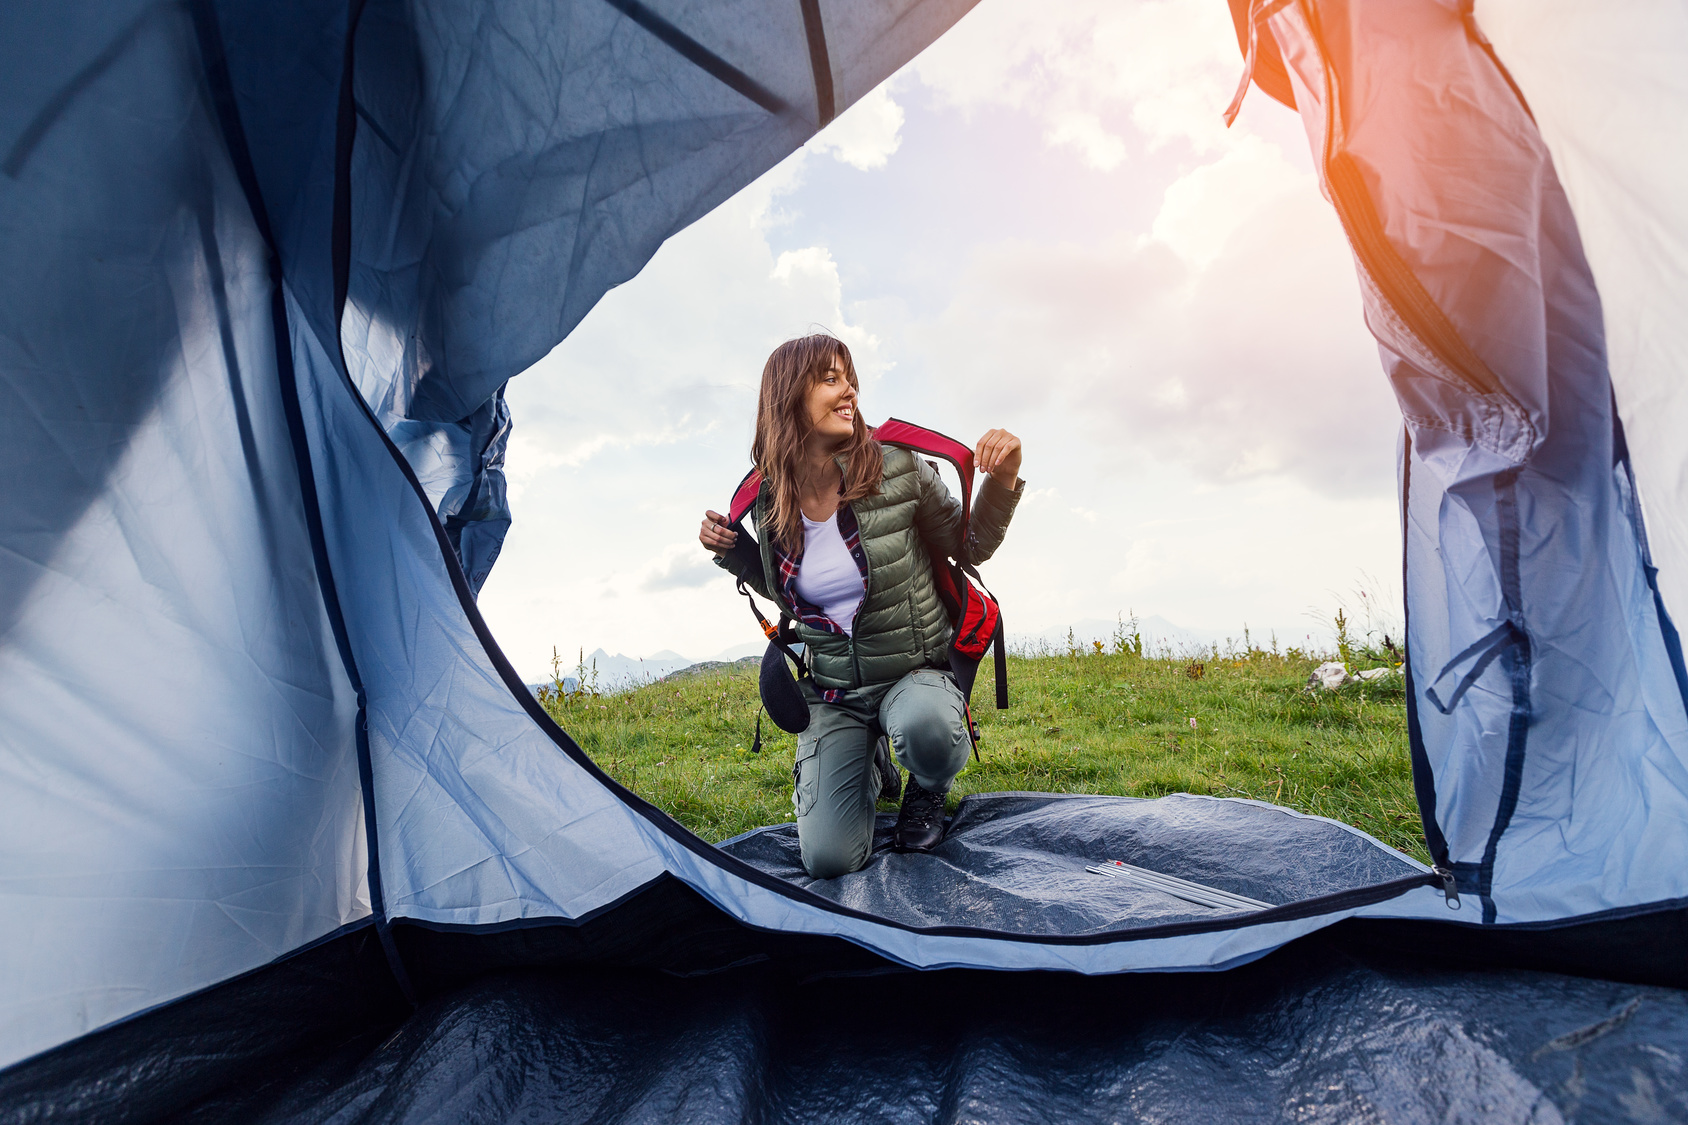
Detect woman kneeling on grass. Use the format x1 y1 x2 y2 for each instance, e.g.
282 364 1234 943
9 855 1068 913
698 334 1023 878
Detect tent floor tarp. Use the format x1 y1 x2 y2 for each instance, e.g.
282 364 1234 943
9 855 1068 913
7 794 1687 1123
7 927 1686 1124
718 792 1427 934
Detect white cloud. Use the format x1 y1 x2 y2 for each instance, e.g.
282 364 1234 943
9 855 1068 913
771 245 834 284
913 0 1242 157
639 544 729 592
908 156 1393 496
1150 134 1309 270
1045 111 1128 171
504 421 698 496
805 85 905 171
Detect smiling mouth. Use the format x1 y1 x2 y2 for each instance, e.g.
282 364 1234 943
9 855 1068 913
833 406 853 420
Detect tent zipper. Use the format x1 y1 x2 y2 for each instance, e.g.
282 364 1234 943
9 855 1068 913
1432 865 1462 909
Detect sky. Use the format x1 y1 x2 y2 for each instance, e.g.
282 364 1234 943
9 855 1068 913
476 0 1407 682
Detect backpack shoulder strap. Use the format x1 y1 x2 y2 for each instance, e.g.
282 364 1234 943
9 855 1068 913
873 418 976 528
728 467 762 527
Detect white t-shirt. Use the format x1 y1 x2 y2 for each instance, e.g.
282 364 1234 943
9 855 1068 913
795 512 865 635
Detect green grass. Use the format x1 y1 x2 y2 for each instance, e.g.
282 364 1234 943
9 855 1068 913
539 650 1429 865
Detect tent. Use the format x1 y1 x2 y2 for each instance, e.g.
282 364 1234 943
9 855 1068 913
3 0 1688 1117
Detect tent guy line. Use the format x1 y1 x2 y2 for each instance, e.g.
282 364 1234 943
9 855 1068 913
1086 861 1273 913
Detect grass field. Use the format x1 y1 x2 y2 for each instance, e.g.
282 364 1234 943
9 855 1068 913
538 642 1430 865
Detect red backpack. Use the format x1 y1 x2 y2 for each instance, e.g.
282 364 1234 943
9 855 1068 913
726 419 1009 723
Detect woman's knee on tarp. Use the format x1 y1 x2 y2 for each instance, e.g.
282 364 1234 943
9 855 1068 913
880 668 972 793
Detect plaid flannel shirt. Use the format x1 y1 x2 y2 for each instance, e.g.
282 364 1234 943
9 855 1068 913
773 502 869 703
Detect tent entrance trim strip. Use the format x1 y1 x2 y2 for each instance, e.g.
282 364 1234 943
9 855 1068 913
392 882 1688 950
322 370 1458 946
393 870 1452 951
189 0 413 1003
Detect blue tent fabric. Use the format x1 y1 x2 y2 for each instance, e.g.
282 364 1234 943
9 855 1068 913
0 0 369 1067
6 0 1688 1109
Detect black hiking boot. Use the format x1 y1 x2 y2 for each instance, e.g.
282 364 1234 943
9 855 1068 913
892 775 948 853
873 735 902 802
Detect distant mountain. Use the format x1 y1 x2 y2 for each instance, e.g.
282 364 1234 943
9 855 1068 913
558 648 695 692
528 644 771 697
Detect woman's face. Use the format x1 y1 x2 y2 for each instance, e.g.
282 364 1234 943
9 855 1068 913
804 354 857 445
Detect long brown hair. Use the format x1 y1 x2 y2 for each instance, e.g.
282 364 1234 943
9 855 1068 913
752 334 883 551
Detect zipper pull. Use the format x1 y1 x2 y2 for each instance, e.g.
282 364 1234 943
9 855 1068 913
1431 866 1461 910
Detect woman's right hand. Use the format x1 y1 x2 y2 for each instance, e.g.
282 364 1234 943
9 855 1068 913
699 510 738 556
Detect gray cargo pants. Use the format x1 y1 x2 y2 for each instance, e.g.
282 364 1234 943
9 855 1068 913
793 667 973 878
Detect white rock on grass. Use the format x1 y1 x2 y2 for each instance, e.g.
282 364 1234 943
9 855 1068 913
1308 662 1351 690
1306 662 1401 690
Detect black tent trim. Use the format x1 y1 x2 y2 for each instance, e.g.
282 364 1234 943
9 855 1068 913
399 870 1446 947
1472 470 1533 925
601 0 790 116
799 0 836 126
322 322 1459 947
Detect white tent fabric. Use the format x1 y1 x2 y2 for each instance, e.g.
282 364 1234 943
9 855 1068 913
1238 0 1688 926
1476 0 1688 636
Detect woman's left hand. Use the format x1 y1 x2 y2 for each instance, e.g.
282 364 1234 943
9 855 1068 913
975 428 1023 489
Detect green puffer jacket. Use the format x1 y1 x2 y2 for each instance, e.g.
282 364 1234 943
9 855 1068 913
716 444 1023 692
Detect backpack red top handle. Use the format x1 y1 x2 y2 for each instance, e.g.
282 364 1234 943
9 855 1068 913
726 419 976 528
873 418 976 528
